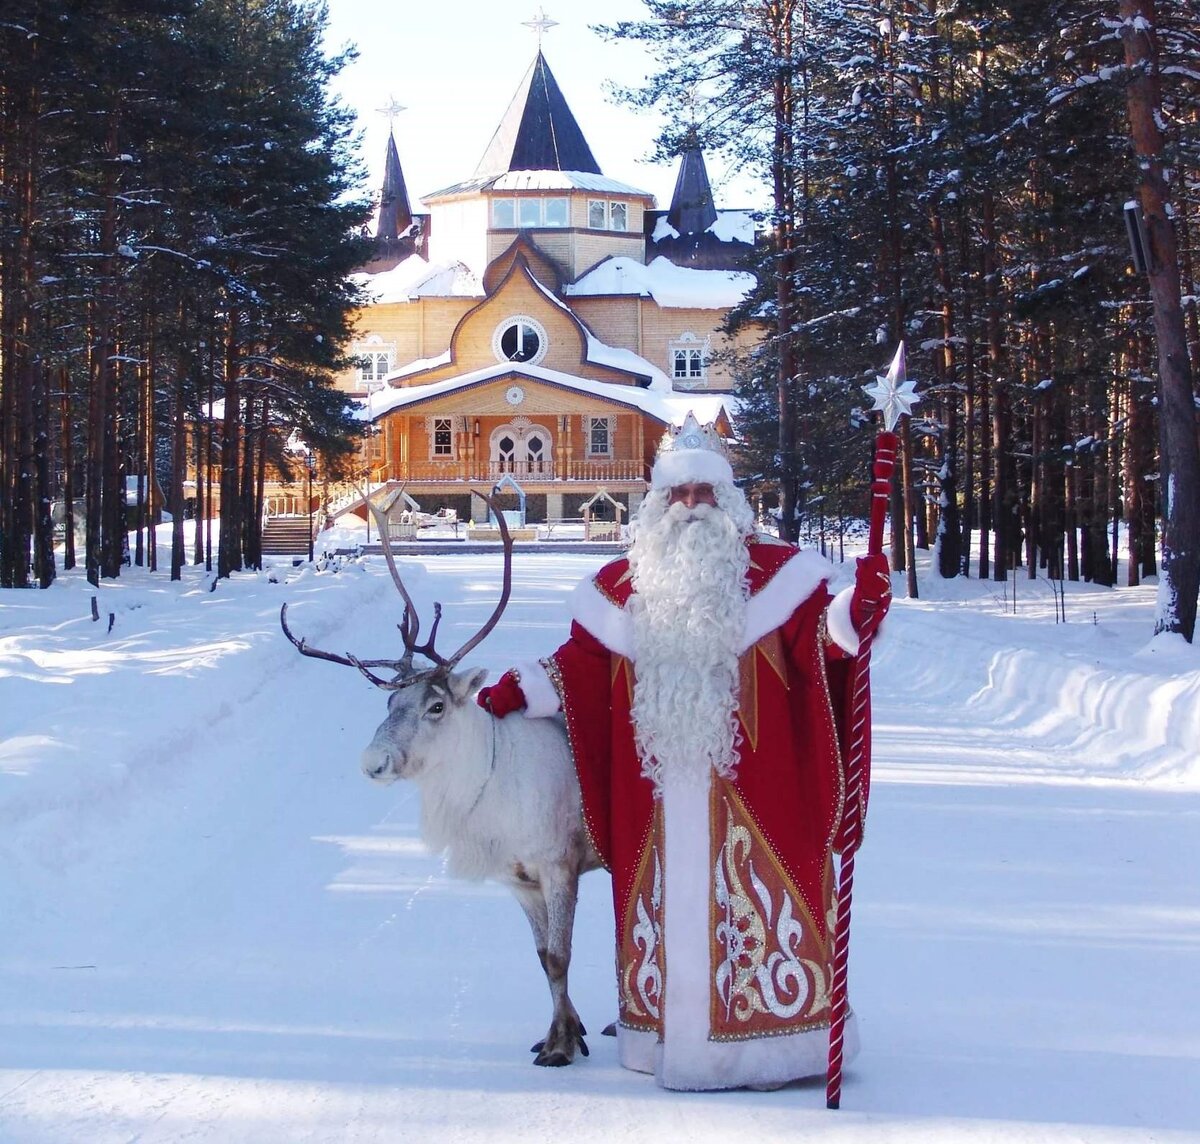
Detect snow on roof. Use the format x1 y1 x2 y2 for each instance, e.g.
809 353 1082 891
425 170 654 200
492 170 653 196
707 210 757 244
565 256 755 309
584 334 672 392
384 349 453 383
651 210 756 246
352 254 482 302
358 362 728 429
651 216 680 242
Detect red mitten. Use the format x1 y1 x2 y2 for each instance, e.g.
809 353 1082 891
476 669 526 718
849 553 892 640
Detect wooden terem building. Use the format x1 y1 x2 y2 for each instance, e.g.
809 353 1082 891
330 45 758 527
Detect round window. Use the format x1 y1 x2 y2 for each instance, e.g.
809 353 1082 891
492 316 548 366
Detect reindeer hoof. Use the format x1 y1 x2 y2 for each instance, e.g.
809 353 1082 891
531 1021 588 1066
534 1048 571 1067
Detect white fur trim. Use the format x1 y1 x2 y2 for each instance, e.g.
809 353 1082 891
570 547 835 661
568 574 634 658
644 766 856 1090
740 548 835 652
826 586 860 656
616 1026 657 1074
650 448 734 491
515 659 561 718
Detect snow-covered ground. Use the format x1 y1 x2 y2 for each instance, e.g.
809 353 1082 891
1 531 1198 1142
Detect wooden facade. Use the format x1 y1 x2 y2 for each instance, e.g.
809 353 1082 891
323 49 757 528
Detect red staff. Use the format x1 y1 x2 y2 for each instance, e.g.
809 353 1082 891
826 342 918 1110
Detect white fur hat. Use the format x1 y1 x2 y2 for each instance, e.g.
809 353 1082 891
649 411 734 490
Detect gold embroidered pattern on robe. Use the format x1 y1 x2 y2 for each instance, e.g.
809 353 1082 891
618 806 664 1033
709 782 832 1041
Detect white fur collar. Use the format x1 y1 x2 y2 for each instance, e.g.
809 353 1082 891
569 547 833 660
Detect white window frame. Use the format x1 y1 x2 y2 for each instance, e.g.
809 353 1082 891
492 314 548 366
491 197 516 228
426 416 460 461
586 200 631 232
517 197 542 228
669 334 710 387
354 336 395 391
494 196 569 229
583 414 614 458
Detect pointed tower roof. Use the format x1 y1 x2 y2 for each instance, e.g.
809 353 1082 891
475 51 602 177
666 144 718 236
377 131 413 240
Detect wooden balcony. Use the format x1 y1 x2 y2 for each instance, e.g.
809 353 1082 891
392 459 646 484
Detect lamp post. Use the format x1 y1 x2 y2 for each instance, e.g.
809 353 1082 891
306 453 315 563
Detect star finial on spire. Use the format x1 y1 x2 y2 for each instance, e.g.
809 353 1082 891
376 96 406 134
861 341 920 431
522 7 558 47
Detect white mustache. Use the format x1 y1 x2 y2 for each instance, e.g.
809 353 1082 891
666 501 715 524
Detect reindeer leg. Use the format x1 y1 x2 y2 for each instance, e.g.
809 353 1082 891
531 862 587 1067
507 881 554 1054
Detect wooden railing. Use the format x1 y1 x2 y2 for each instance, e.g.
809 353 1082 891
392 459 645 483
265 494 314 517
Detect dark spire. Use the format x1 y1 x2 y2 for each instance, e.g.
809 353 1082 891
377 131 413 241
475 51 602 177
666 144 718 236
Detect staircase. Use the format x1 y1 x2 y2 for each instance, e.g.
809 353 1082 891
261 515 312 559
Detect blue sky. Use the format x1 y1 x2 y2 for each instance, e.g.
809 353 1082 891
322 0 768 214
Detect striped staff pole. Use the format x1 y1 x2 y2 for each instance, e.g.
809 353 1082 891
826 343 916 1110
825 430 897 1109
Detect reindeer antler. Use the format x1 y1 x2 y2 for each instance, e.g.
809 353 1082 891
279 485 514 690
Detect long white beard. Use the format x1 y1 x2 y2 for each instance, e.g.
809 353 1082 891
628 498 750 792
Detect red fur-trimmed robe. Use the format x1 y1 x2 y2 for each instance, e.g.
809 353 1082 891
535 535 864 1090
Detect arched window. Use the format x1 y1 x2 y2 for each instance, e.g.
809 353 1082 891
496 433 516 472
489 420 554 476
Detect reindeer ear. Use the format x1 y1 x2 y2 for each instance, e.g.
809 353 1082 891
447 666 488 704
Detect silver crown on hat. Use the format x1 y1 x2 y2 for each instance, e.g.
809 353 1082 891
658 410 727 457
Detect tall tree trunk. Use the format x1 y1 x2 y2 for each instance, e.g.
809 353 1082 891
218 309 242 577
170 365 187 581
32 361 55 587
772 4 800 543
254 397 270 567
983 192 1011 580
1120 0 1200 640
134 350 147 567
240 391 259 569
87 110 122 586
61 370 77 570
931 197 961 578
960 202 977 576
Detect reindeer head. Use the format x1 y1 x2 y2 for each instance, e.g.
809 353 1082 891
281 488 513 783
359 666 487 783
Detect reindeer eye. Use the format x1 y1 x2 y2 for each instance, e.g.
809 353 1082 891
427 701 445 716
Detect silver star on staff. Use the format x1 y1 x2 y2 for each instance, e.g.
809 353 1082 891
862 341 919 431
523 7 558 45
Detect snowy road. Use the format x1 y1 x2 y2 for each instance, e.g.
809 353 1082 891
1 552 1198 1142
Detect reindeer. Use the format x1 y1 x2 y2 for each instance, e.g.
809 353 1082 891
281 495 601 1067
